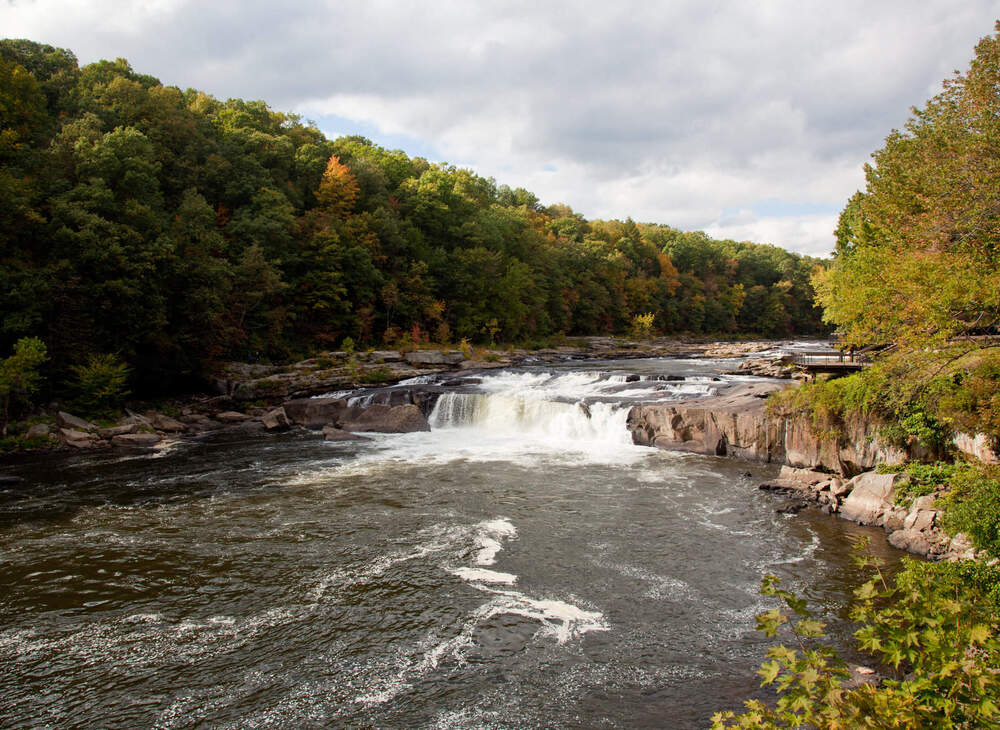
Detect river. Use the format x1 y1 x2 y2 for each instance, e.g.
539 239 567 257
0 357 900 728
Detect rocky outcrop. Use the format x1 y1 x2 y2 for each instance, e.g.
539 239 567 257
628 384 906 476
282 397 430 433
339 404 430 433
953 432 999 465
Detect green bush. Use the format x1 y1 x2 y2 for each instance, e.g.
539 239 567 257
68 354 131 418
713 543 1000 728
940 466 1000 557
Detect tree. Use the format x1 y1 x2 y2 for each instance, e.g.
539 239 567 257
815 22 1000 348
0 336 47 436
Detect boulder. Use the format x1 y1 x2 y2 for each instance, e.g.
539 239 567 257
322 425 371 441
215 411 250 423
58 411 95 432
98 423 139 439
282 397 348 429
404 351 465 366
262 407 291 431
888 528 933 555
840 472 899 526
776 466 830 486
148 413 186 432
339 404 431 433
25 423 50 438
60 427 94 442
111 432 162 447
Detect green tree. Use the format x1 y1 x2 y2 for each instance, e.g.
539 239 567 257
0 336 47 436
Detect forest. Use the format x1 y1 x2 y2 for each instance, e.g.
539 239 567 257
0 38 826 399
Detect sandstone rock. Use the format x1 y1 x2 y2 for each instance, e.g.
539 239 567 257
888 528 933 555
58 411 95 432
112 432 162 447
98 423 139 439
26 423 50 438
282 398 348 429
60 427 95 442
883 508 908 532
404 351 465 366
322 425 371 441
215 411 250 423
369 350 403 362
262 407 291 431
840 472 899 526
776 466 829 486
952 432 1000 465
148 413 186 432
828 478 849 498
904 508 937 533
339 404 430 433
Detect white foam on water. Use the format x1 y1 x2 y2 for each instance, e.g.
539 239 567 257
451 567 518 584
473 518 517 565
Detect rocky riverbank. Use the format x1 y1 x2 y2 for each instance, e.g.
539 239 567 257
627 383 999 561
2 338 809 455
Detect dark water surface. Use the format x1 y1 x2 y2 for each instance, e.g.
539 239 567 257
0 360 900 728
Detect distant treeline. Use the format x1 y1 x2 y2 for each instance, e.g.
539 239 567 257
0 39 827 392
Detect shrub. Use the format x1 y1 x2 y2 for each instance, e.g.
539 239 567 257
713 541 1000 728
940 465 1000 557
0 336 48 437
68 354 131 418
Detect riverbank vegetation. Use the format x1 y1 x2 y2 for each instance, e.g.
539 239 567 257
721 22 1000 727
0 37 826 426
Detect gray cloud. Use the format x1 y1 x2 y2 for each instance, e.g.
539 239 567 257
4 0 999 256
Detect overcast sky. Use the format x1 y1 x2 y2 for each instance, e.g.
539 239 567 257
4 1 1000 257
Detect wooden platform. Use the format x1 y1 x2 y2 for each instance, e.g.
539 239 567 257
792 351 871 375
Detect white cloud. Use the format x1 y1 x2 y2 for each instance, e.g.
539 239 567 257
4 0 999 256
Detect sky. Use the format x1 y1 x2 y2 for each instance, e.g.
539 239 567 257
4 1 1000 258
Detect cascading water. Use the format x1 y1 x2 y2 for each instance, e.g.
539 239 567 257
0 357 905 729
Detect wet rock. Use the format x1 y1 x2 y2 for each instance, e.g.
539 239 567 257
58 411 95 432
215 411 251 423
776 499 809 514
262 407 291 431
98 423 139 439
339 404 430 433
111 432 162 447
148 413 186 432
625 374 641 383
282 397 348 429
322 425 371 441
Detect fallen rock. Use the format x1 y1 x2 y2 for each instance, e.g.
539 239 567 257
322 425 371 441
148 413 186 432
888 528 933 555
98 423 139 439
111 432 162 447
262 407 291 431
215 411 251 423
282 397 348 429
58 411 95 432
840 472 899 526
339 404 431 433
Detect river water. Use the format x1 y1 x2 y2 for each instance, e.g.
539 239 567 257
0 357 899 728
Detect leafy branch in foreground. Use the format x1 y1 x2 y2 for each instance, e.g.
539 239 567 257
712 538 1000 729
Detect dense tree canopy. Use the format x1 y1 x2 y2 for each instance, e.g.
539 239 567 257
816 22 1000 349
0 39 827 395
